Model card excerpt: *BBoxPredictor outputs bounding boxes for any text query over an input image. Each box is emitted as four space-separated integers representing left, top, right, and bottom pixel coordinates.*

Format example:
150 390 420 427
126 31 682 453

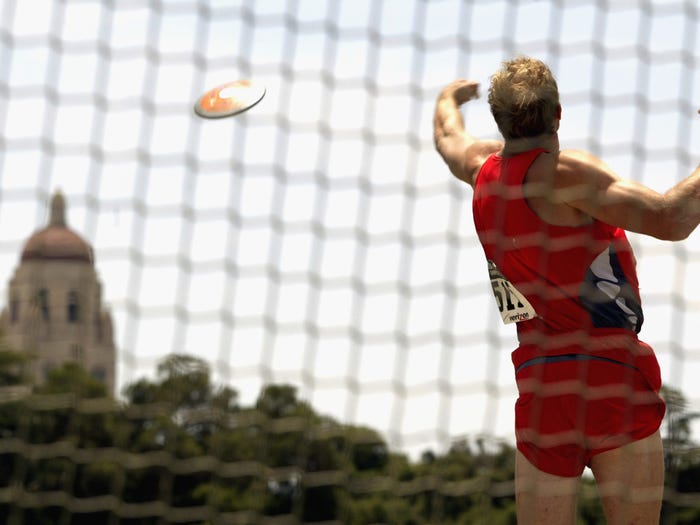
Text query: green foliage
36 361 107 398
194 476 264 513
73 461 119 497
345 494 418 525
0 353 697 524
0 399 23 439
0 348 32 386
661 386 700 524
577 480 606 525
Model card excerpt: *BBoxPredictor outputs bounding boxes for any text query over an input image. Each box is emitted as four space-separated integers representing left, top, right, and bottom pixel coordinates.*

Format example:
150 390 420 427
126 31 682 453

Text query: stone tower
0 191 116 395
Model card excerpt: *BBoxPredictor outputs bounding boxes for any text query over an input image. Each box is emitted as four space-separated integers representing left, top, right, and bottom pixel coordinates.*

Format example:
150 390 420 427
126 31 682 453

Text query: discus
193 80 266 118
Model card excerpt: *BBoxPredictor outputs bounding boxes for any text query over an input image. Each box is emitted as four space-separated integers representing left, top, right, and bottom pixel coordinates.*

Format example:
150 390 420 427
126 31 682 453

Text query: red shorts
514 355 665 477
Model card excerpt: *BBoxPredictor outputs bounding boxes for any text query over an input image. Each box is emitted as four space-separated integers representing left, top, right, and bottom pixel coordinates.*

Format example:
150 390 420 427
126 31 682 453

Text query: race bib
487 260 537 324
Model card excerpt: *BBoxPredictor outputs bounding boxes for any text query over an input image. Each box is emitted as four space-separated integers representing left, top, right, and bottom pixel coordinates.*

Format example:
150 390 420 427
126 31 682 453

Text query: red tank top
473 149 659 384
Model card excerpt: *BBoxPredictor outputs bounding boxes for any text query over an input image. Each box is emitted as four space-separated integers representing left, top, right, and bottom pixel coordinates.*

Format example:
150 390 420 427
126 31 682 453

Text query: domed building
0 191 115 394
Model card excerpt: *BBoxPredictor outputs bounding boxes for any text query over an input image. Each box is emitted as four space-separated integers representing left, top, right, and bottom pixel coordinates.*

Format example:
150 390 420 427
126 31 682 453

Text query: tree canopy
0 349 698 524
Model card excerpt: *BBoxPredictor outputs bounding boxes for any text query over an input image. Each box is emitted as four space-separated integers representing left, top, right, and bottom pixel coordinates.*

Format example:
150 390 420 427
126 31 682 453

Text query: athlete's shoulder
558 149 609 172
465 139 503 186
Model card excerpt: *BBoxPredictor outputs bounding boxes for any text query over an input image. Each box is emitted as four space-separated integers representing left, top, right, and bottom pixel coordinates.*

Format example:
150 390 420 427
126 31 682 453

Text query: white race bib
487 260 537 324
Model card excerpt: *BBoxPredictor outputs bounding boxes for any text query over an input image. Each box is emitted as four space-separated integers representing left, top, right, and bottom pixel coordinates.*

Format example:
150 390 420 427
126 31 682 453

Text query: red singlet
472 149 665 477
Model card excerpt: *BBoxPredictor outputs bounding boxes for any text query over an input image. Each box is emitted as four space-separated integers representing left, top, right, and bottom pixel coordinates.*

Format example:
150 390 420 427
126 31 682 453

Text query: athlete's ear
556 104 562 120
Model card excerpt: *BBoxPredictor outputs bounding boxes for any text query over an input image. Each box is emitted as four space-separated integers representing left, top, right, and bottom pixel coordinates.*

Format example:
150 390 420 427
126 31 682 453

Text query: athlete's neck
500 133 559 157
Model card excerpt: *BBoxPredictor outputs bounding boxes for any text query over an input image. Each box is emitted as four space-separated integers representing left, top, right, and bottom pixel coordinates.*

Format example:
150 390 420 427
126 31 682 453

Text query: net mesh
0 0 699 523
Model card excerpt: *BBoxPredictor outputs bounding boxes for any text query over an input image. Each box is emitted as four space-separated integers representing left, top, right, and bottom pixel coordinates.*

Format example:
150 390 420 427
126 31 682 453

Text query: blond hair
488 56 560 140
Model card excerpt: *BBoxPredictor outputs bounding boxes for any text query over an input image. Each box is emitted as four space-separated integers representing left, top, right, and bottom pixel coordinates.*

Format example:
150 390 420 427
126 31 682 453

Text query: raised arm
556 149 700 241
433 80 502 187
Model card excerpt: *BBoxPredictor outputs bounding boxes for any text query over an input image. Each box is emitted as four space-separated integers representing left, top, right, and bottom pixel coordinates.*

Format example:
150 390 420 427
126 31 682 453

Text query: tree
3 351 697 525
662 386 700 463
36 361 107 398
256 384 312 419
0 348 32 386
661 386 700 524
0 329 34 389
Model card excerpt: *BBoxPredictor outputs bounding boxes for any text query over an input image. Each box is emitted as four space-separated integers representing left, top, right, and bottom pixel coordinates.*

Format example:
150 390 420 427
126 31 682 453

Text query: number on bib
487 260 537 324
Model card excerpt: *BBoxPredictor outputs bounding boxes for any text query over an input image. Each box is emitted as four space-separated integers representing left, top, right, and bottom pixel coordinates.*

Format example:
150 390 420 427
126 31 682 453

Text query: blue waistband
515 353 638 375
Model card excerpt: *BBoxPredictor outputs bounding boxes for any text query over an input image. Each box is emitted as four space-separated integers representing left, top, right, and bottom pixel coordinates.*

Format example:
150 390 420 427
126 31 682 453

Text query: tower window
10 296 19 323
92 366 106 382
37 289 49 321
67 291 80 322
42 362 55 380
71 344 84 361
95 313 102 342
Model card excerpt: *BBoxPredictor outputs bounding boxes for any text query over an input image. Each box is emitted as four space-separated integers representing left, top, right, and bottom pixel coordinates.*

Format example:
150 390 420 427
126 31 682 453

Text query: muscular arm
557 149 700 241
433 80 502 187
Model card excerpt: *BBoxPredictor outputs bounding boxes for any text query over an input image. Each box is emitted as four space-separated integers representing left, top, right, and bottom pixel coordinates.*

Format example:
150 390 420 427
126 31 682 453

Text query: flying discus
193 79 266 118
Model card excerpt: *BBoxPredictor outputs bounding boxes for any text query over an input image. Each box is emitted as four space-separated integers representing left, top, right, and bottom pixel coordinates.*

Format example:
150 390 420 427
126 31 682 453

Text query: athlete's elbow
653 209 694 241
660 228 690 242
666 223 694 241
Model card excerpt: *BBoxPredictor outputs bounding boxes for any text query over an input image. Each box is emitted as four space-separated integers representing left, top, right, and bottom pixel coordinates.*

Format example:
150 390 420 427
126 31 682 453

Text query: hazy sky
1 0 698 455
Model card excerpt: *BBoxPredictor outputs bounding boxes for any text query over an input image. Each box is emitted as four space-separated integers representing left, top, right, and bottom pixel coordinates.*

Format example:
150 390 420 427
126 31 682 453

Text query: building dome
20 192 93 264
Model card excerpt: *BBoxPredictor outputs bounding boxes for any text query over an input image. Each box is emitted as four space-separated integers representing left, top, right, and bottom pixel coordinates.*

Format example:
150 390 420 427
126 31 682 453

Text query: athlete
434 56 700 524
